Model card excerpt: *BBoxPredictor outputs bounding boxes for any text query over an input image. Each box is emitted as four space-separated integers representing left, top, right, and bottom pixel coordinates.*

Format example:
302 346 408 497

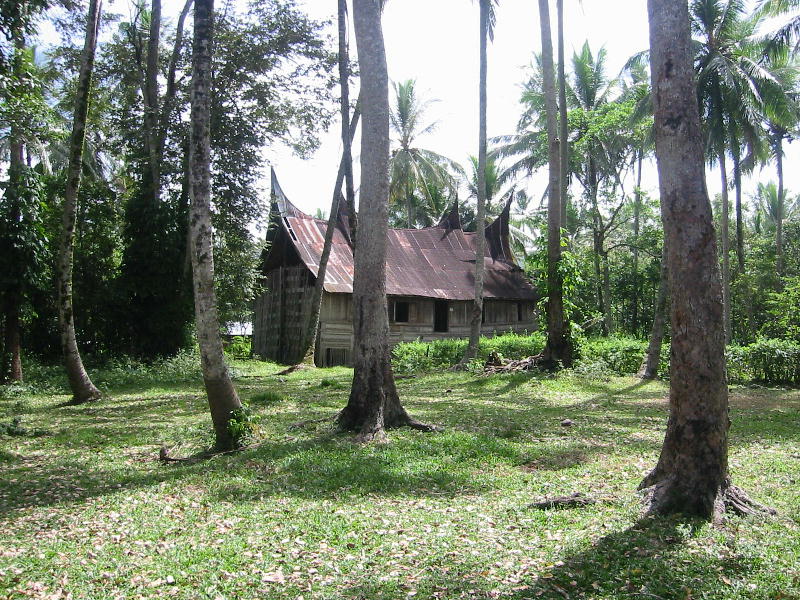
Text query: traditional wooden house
252 172 539 366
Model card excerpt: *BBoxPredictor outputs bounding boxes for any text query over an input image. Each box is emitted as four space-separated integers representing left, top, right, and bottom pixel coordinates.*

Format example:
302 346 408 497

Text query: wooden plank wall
316 295 538 367
252 267 316 364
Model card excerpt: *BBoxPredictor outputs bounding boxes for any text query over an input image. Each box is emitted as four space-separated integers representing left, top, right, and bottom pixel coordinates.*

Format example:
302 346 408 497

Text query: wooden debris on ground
483 351 544 374
528 492 597 510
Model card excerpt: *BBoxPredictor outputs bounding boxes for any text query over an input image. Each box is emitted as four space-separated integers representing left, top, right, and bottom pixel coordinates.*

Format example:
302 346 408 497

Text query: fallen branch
483 352 544 374
528 492 597 510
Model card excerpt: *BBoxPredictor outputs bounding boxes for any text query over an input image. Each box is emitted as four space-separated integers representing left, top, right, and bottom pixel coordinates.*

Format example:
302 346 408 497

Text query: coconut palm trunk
732 146 745 272
57 0 103 404
189 0 242 451
461 0 490 365
539 0 571 368
775 131 785 277
337 0 433 442
641 0 772 520
557 0 568 230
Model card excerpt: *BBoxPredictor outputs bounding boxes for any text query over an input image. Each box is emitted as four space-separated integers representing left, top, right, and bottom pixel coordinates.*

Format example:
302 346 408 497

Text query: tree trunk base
66 388 103 405
639 471 775 521
337 408 439 443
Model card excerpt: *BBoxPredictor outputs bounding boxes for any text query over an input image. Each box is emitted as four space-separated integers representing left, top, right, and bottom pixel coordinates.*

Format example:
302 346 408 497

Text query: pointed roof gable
485 192 515 262
436 199 462 230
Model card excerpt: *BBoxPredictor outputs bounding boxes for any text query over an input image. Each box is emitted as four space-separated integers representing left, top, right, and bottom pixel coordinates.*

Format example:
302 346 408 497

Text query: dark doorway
434 300 449 332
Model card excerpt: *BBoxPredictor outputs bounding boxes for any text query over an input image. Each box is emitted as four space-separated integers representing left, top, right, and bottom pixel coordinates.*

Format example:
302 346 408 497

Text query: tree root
66 392 103 406
402 417 442 433
723 484 777 517
639 474 776 521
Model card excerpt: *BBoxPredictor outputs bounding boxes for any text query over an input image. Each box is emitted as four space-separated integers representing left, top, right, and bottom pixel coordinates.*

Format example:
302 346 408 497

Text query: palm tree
757 0 800 53
389 79 461 228
761 51 800 276
692 0 784 340
754 181 799 274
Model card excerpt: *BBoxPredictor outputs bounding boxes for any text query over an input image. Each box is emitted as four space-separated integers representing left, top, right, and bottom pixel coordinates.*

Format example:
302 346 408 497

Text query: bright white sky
263 0 799 226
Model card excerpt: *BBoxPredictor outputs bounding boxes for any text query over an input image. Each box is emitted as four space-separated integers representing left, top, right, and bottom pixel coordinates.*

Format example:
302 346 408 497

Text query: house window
393 301 410 323
517 302 524 321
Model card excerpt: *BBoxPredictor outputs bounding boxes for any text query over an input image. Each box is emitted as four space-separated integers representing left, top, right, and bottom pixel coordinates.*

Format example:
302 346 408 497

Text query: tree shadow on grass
0 428 526 520
336 516 768 600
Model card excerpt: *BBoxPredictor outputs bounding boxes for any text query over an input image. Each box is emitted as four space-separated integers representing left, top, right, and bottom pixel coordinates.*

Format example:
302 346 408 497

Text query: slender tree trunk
641 0 771 520
557 0 568 230
144 0 161 202
2 35 26 384
160 0 193 149
337 0 433 442
539 0 570 368
460 0 489 365
638 244 667 379
297 7 362 363
339 0 357 247
189 0 241 451
602 251 613 335
632 149 643 334
732 147 744 272
57 0 103 404
776 133 784 278
2 293 22 384
719 151 731 343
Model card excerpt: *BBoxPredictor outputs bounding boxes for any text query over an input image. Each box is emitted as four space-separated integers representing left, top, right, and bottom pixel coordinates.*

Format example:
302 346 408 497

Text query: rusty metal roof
267 170 538 301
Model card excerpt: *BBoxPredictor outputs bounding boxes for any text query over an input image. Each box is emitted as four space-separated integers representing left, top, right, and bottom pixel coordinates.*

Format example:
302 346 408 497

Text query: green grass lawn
1 361 798 599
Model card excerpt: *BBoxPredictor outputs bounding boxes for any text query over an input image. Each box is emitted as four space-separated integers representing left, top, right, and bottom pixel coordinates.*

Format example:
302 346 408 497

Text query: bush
392 331 546 374
581 336 648 376
227 404 262 448
225 336 252 359
727 338 800 385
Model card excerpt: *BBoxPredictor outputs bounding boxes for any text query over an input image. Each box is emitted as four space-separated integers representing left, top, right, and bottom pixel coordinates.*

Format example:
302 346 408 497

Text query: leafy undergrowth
1 361 798 599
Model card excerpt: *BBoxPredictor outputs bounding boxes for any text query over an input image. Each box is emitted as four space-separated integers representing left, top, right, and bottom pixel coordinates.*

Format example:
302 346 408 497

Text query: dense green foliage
1 1 337 364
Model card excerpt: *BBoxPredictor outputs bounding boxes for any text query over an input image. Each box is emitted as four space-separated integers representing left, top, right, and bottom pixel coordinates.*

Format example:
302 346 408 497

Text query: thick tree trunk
539 0 571 369
189 0 241 451
57 0 103 404
461 0 489 365
557 0 568 231
719 151 731 343
337 0 432 442
642 0 772 521
638 244 667 379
